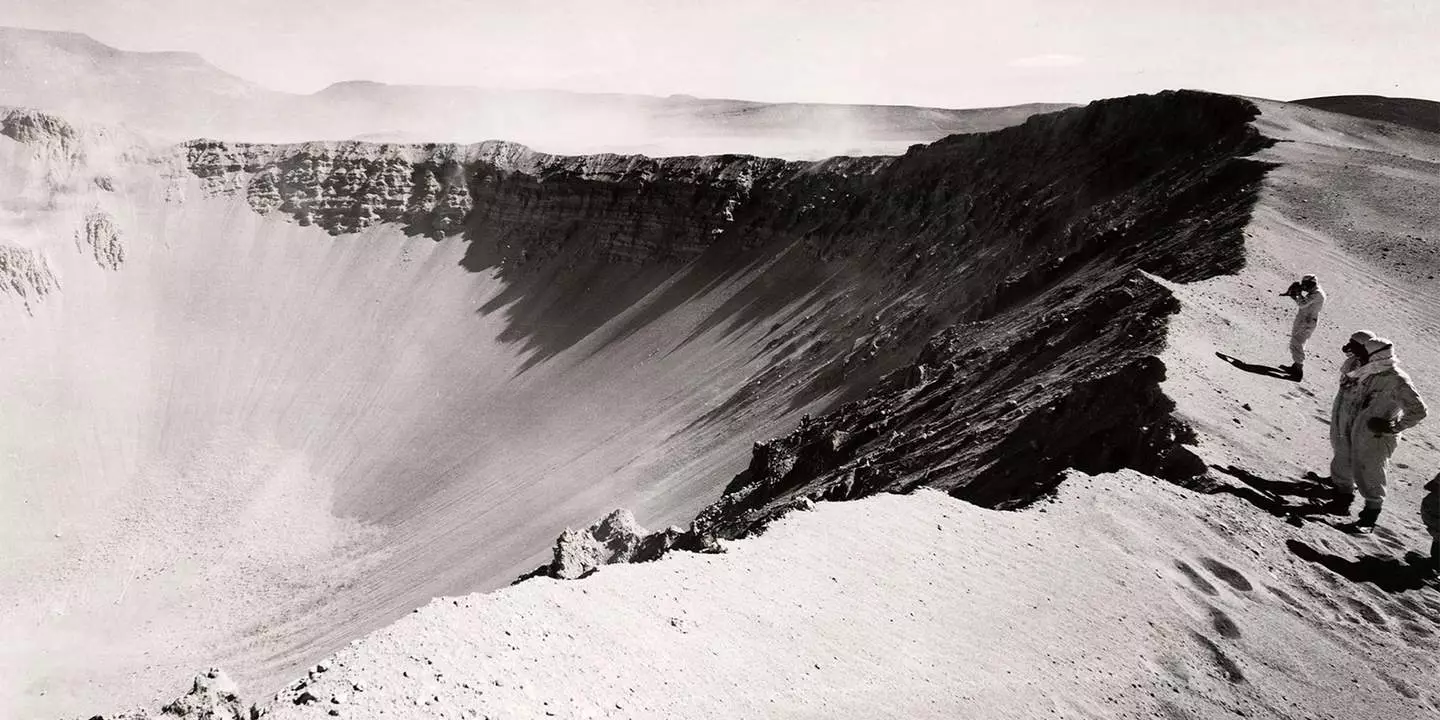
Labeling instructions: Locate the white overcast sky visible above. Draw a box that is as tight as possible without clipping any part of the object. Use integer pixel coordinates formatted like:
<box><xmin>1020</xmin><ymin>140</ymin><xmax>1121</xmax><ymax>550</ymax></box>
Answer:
<box><xmin>3</xmin><ymin>0</ymin><xmax>1437</xmax><ymax>106</ymax></box>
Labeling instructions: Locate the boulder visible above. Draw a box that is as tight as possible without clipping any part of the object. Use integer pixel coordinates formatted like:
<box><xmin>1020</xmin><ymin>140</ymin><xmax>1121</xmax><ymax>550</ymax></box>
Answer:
<box><xmin>158</xmin><ymin>668</ymin><xmax>254</xmax><ymax>720</ymax></box>
<box><xmin>549</xmin><ymin>510</ymin><xmax>689</xmax><ymax>580</ymax></box>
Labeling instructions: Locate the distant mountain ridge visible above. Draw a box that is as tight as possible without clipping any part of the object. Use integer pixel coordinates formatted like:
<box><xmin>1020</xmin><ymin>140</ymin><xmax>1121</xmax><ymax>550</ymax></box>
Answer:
<box><xmin>1292</xmin><ymin>95</ymin><xmax>1440</xmax><ymax>135</ymax></box>
<box><xmin>0</xmin><ymin>25</ymin><xmax>1069</xmax><ymax>157</ymax></box>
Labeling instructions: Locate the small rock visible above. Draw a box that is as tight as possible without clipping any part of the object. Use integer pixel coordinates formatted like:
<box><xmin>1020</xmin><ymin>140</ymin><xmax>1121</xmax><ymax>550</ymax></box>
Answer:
<box><xmin>328</xmin><ymin>709</ymin><xmax>339</xmax><ymax>717</ymax></box>
<box><xmin>294</xmin><ymin>691</ymin><xmax>319</xmax><ymax>706</ymax></box>
<box><xmin>1241</xmin><ymin>403</ymin><xmax>1252</xmax><ymax>411</ymax></box>
<box><xmin>331</xmin><ymin>692</ymin><xmax>348</xmax><ymax>704</ymax></box>
<box><xmin>351</xmin><ymin>681</ymin><xmax>366</xmax><ymax>693</ymax></box>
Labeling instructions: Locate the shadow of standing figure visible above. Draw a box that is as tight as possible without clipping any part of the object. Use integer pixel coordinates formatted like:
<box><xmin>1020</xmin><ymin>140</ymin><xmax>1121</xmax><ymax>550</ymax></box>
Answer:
<box><xmin>1286</xmin><ymin>539</ymin><xmax>1437</xmax><ymax>593</ymax></box>
<box><xmin>1208</xmin><ymin>464</ymin><xmax>1339</xmax><ymax>521</ymax></box>
<box><xmin>1215</xmin><ymin>352</ymin><xmax>1299</xmax><ymax>381</ymax></box>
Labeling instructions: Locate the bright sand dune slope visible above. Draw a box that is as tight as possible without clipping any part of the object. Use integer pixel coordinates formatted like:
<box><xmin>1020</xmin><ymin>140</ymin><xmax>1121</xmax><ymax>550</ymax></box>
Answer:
<box><xmin>266</xmin><ymin>472</ymin><xmax>1439</xmax><ymax>720</ymax></box>
<box><xmin>260</xmin><ymin>101</ymin><xmax>1440</xmax><ymax>718</ymax></box>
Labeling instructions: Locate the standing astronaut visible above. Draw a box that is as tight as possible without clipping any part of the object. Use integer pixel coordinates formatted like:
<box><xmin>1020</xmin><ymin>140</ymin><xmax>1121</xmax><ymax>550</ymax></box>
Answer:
<box><xmin>1279</xmin><ymin>274</ymin><xmax>1325</xmax><ymax>380</ymax></box>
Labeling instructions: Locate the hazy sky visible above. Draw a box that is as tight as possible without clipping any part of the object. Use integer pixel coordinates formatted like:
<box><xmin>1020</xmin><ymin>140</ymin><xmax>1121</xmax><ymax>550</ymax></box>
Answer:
<box><xmin>3</xmin><ymin>0</ymin><xmax>1437</xmax><ymax>106</ymax></box>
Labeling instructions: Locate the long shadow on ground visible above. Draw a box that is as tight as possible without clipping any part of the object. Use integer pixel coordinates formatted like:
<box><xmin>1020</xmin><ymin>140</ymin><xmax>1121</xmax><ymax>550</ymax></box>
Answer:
<box><xmin>1209</xmin><ymin>464</ymin><xmax>1337</xmax><ymax>519</ymax></box>
<box><xmin>1287</xmin><ymin>539</ymin><xmax>1437</xmax><ymax>594</ymax></box>
<box><xmin>1215</xmin><ymin>352</ymin><xmax>1297</xmax><ymax>381</ymax></box>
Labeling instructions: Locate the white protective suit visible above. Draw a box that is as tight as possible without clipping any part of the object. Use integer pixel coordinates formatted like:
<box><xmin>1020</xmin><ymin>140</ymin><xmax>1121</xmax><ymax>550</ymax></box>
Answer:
<box><xmin>1329</xmin><ymin>330</ymin><xmax>1375</xmax><ymax>485</ymax></box>
<box><xmin>1331</xmin><ymin>339</ymin><xmax>1429</xmax><ymax>510</ymax></box>
<box><xmin>1288</xmin><ymin>283</ymin><xmax>1326</xmax><ymax>366</ymax></box>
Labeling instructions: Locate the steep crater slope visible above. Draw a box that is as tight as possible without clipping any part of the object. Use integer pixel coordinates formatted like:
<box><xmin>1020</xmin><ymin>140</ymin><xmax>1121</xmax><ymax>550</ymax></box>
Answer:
<box><xmin>2</xmin><ymin>91</ymin><xmax>1271</xmax><ymax>717</ymax></box>
<box><xmin>1292</xmin><ymin>95</ymin><xmax>1440</xmax><ymax>135</ymax></box>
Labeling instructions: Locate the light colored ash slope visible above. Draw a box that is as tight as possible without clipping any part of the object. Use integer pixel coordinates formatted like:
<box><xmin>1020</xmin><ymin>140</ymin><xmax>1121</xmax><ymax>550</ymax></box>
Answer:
<box><xmin>260</xmin><ymin>472</ymin><xmax>1437</xmax><ymax>720</ymax></box>
<box><xmin>0</xmin><ymin>128</ymin><xmax>828</xmax><ymax>716</ymax></box>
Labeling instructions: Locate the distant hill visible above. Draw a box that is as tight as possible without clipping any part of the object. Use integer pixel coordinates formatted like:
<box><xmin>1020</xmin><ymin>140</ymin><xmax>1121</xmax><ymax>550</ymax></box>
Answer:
<box><xmin>0</xmin><ymin>26</ymin><xmax>1069</xmax><ymax>157</ymax></box>
<box><xmin>0</xmin><ymin>26</ymin><xmax>280</xmax><ymax>140</ymax></box>
<box><xmin>1292</xmin><ymin>95</ymin><xmax>1440</xmax><ymax>134</ymax></box>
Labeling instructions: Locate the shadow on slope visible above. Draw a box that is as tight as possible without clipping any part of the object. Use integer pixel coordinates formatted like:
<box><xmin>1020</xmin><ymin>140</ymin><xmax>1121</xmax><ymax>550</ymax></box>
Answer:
<box><xmin>1206</xmin><ymin>464</ymin><xmax>1339</xmax><ymax>521</ymax></box>
<box><xmin>455</xmin><ymin>89</ymin><xmax>1280</xmax><ymax>417</ymax></box>
<box><xmin>679</xmin><ymin>93</ymin><xmax>1281</xmax><ymax>539</ymax></box>
<box><xmin>180</xmin><ymin>91</ymin><xmax>1280</xmax><ymax>542</ymax></box>
<box><xmin>1215</xmin><ymin>352</ymin><xmax>1298</xmax><ymax>381</ymax></box>
<box><xmin>1287</xmin><ymin>539</ymin><xmax>1437</xmax><ymax>594</ymax></box>
<box><xmin>1292</xmin><ymin>95</ymin><xmax>1440</xmax><ymax>135</ymax></box>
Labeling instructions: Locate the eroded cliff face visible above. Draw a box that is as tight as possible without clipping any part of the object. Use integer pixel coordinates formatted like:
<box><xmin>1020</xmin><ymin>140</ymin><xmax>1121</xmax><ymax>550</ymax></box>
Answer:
<box><xmin>75</xmin><ymin>211</ymin><xmax>125</xmax><ymax>270</ymax></box>
<box><xmin>1</xmin><ymin>108</ymin><xmax>85</xmax><ymax>165</ymax></box>
<box><xmin>180</xmin><ymin>90</ymin><xmax>1274</xmax><ymax>547</ymax></box>
<box><xmin>181</xmin><ymin>139</ymin><xmax>843</xmax><ymax>262</ymax></box>
<box><xmin>0</xmin><ymin>243</ymin><xmax>59</xmax><ymax>311</ymax></box>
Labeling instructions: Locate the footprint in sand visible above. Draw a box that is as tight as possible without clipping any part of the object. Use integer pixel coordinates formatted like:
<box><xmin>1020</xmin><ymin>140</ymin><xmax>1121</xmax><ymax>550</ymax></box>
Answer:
<box><xmin>1344</xmin><ymin>597</ymin><xmax>1388</xmax><ymax>627</ymax></box>
<box><xmin>1378</xmin><ymin>671</ymin><xmax>1420</xmax><ymax>700</ymax></box>
<box><xmin>1398</xmin><ymin>596</ymin><xmax>1440</xmax><ymax>624</ymax></box>
<box><xmin>1265</xmin><ymin>585</ymin><xmax>1308</xmax><ymax>614</ymax></box>
<box><xmin>1371</xmin><ymin>526</ymin><xmax>1408</xmax><ymax>551</ymax></box>
<box><xmin>1385</xmin><ymin>598</ymin><xmax>1420</xmax><ymax>623</ymax></box>
<box><xmin>1300</xmin><ymin>582</ymin><xmax>1350</xmax><ymax>619</ymax></box>
<box><xmin>1156</xmin><ymin>700</ymin><xmax>1197</xmax><ymax>720</ymax></box>
<box><xmin>1189</xmin><ymin>631</ymin><xmax>1246</xmax><ymax>684</ymax></box>
<box><xmin>1207</xmin><ymin>605</ymin><xmax>1242</xmax><ymax>639</ymax></box>
<box><xmin>1174</xmin><ymin>560</ymin><xmax>1220</xmax><ymax>596</ymax></box>
<box><xmin>1200</xmin><ymin>557</ymin><xmax>1254</xmax><ymax>592</ymax></box>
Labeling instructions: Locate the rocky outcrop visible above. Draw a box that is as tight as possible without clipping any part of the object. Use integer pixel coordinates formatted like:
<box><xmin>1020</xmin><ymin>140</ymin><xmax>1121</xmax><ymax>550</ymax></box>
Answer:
<box><xmin>80</xmin><ymin>668</ymin><xmax>260</xmax><ymax>720</ymax></box>
<box><xmin>691</xmin><ymin>274</ymin><xmax>1206</xmax><ymax>540</ymax></box>
<box><xmin>516</xmin><ymin>509</ymin><xmax>687</xmax><ymax>582</ymax></box>
<box><xmin>1</xmin><ymin>107</ymin><xmax>84</xmax><ymax>164</ymax></box>
<box><xmin>182</xmin><ymin>139</ymin><xmax>837</xmax><ymax>261</ymax></box>
<box><xmin>158</xmin><ymin>669</ymin><xmax>255</xmax><ymax>720</ymax></box>
<box><xmin>0</xmin><ymin>243</ymin><xmax>59</xmax><ymax>311</ymax></box>
<box><xmin>75</xmin><ymin>211</ymin><xmax>125</xmax><ymax>270</ymax></box>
